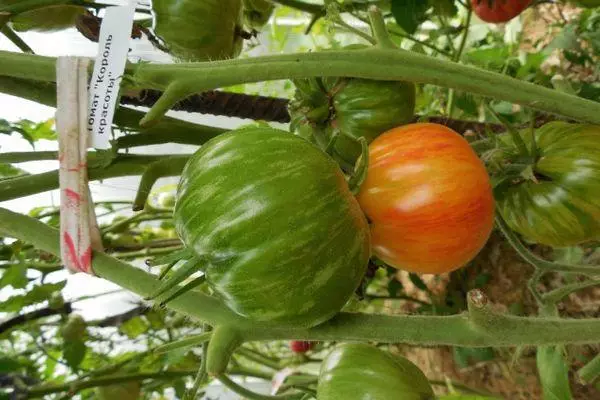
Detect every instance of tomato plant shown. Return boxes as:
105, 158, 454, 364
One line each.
174, 126, 370, 327
317, 343, 435, 400
471, 0, 533, 23
1, 1, 600, 399
358, 123, 495, 274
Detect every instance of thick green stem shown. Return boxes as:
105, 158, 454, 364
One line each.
128, 48, 600, 125
0, 154, 166, 202
2, 207, 600, 348
2, 49, 600, 125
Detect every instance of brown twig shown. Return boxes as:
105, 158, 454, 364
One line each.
0, 302, 72, 335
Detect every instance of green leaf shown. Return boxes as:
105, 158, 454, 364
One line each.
118, 316, 150, 339
0, 282, 66, 312
453, 347, 495, 369
0, 164, 28, 181
391, 0, 429, 34
537, 346, 573, 400
409, 273, 428, 292
63, 340, 87, 370
0, 118, 56, 145
16, 119, 56, 143
552, 247, 585, 265
464, 46, 511, 71
387, 278, 403, 297
0, 264, 28, 289
545, 24, 580, 53
454, 92, 479, 117
0, 357, 21, 373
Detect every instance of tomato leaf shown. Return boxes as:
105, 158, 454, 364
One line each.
0, 282, 66, 312
0, 357, 21, 373
391, 0, 429, 34
63, 339, 87, 370
0, 264, 28, 289
0, 118, 56, 146
118, 316, 150, 339
408, 273, 429, 292
537, 346, 573, 400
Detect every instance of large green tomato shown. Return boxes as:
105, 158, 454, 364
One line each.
289, 75, 416, 171
174, 126, 370, 327
495, 122, 600, 247
152, 0, 244, 61
317, 343, 435, 400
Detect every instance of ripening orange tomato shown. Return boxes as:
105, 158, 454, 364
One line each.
357, 123, 495, 274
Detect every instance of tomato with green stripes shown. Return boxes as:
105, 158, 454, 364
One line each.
174, 126, 370, 327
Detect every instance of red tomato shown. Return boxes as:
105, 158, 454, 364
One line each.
290, 341, 315, 353
471, 0, 533, 23
357, 123, 495, 275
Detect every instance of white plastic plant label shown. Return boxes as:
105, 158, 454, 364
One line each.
88, 1, 136, 149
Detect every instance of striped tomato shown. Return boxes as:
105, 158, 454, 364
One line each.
174, 126, 370, 327
357, 123, 495, 274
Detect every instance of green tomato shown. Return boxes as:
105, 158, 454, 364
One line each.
243, 0, 274, 30
97, 381, 141, 400
495, 122, 600, 247
10, 5, 85, 32
317, 343, 435, 400
289, 75, 416, 171
152, 0, 244, 61
174, 126, 370, 327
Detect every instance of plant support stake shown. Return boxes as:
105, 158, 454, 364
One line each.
56, 56, 102, 274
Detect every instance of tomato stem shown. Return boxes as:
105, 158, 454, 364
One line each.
495, 213, 600, 276
367, 6, 397, 49
217, 374, 306, 400
132, 156, 190, 211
